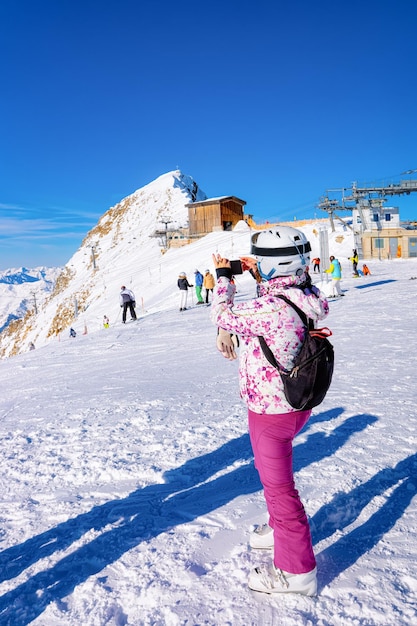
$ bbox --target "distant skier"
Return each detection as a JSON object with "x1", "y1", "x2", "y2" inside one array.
[
  {"x1": 120, "y1": 286, "x2": 137, "y2": 323},
  {"x1": 103, "y1": 315, "x2": 110, "y2": 328},
  {"x1": 194, "y1": 269, "x2": 204, "y2": 304},
  {"x1": 311, "y1": 257, "x2": 320, "y2": 273},
  {"x1": 349, "y1": 249, "x2": 359, "y2": 277},
  {"x1": 177, "y1": 272, "x2": 193, "y2": 311},
  {"x1": 203, "y1": 269, "x2": 215, "y2": 303},
  {"x1": 28, "y1": 342, "x2": 35, "y2": 351},
  {"x1": 325, "y1": 256, "x2": 342, "y2": 297},
  {"x1": 69, "y1": 328, "x2": 76, "y2": 338}
]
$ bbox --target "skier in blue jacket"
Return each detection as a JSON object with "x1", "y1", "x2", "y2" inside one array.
[
  {"x1": 325, "y1": 256, "x2": 342, "y2": 297},
  {"x1": 194, "y1": 270, "x2": 204, "y2": 304}
]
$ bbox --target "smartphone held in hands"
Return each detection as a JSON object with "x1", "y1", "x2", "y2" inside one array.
[{"x1": 230, "y1": 259, "x2": 243, "y2": 275}]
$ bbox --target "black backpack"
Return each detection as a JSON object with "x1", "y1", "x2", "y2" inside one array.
[{"x1": 258, "y1": 295, "x2": 334, "y2": 411}]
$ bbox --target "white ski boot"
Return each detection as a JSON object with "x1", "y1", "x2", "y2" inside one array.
[{"x1": 249, "y1": 564, "x2": 317, "y2": 596}]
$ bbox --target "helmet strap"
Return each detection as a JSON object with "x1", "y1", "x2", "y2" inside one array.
[
  {"x1": 257, "y1": 261, "x2": 276, "y2": 281},
  {"x1": 293, "y1": 240, "x2": 307, "y2": 267}
]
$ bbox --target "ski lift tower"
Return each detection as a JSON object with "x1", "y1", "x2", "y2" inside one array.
[
  {"x1": 317, "y1": 192, "x2": 356, "y2": 232},
  {"x1": 319, "y1": 169, "x2": 417, "y2": 256},
  {"x1": 160, "y1": 217, "x2": 173, "y2": 249},
  {"x1": 317, "y1": 196, "x2": 342, "y2": 232},
  {"x1": 318, "y1": 225, "x2": 330, "y2": 273}
]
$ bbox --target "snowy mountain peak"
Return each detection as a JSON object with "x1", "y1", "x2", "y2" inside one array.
[
  {"x1": 83, "y1": 170, "x2": 206, "y2": 250},
  {"x1": 0, "y1": 171, "x2": 207, "y2": 357}
]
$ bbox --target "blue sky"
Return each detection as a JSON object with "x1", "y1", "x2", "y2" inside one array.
[{"x1": 1, "y1": 0, "x2": 417, "y2": 269}]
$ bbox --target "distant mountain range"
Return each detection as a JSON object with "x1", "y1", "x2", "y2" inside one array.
[
  {"x1": 0, "y1": 267, "x2": 62, "y2": 334},
  {"x1": 0, "y1": 267, "x2": 54, "y2": 286}
]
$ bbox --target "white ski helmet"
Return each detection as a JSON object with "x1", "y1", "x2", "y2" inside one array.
[{"x1": 251, "y1": 226, "x2": 311, "y2": 279}]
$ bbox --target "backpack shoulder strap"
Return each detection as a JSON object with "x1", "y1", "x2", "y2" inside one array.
[
  {"x1": 258, "y1": 294, "x2": 310, "y2": 372},
  {"x1": 258, "y1": 336, "x2": 281, "y2": 370}
]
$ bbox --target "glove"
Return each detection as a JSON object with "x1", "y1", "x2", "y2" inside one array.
[{"x1": 216, "y1": 328, "x2": 238, "y2": 360}]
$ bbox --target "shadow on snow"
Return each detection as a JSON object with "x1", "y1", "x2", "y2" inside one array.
[
  {"x1": 354, "y1": 279, "x2": 396, "y2": 290},
  {"x1": 313, "y1": 452, "x2": 417, "y2": 590},
  {"x1": 0, "y1": 408, "x2": 414, "y2": 622},
  {"x1": 305, "y1": 408, "x2": 417, "y2": 589}
]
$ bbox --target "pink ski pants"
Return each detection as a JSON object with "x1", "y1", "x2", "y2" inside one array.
[{"x1": 248, "y1": 408, "x2": 316, "y2": 574}]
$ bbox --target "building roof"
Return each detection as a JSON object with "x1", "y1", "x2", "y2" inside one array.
[{"x1": 185, "y1": 196, "x2": 246, "y2": 208}]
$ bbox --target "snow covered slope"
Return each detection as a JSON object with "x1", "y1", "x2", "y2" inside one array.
[{"x1": 0, "y1": 257, "x2": 416, "y2": 625}]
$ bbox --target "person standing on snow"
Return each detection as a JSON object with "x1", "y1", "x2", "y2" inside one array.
[
  {"x1": 194, "y1": 269, "x2": 204, "y2": 304},
  {"x1": 203, "y1": 269, "x2": 215, "y2": 304},
  {"x1": 325, "y1": 255, "x2": 342, "y2": 297},
  {"x1": 211, "y1": 227, "x2": 329, "y2": 596},
  {"x1": 177, "y1": 272, "x2": 193, "y2": 311},
  {"x1": 349, "y1": 249, "x2": 359, "y2": 277},
  {"x1": 312, "y1": 257, "x2": 320, "y2": 273},
  {"x1": 120, "y1": 286, "x2": 137, "y2": 323}
]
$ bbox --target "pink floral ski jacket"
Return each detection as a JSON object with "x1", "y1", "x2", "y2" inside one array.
[{"x1": 211, "y1": 273, "x2": 329, "y2": 415}]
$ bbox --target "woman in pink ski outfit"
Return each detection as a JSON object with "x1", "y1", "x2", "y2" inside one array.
[{"x1": 211, "y1": 227, "x2": 329, "y2": 595}]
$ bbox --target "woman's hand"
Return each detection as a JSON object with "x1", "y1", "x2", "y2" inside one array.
[
  {"x1": 216, "y1": 328, "x2": 238, "y2": 360},
  {"x1": 240, "y1": 256, "x2": 257, "y2": 272},
  {"x1": 212, "y1": 254, "x2": 258, "y2": 272},
  {"x1": 212, "y1": 253, "x2": 231, "y2": 269},
  {"x1": 240, "y1": 256, "x2": 262, "y2": 283}
]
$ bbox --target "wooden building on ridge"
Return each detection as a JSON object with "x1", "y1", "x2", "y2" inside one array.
[{"x1": 186, "y1": 196, "x2": 246, "y2": 236}]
